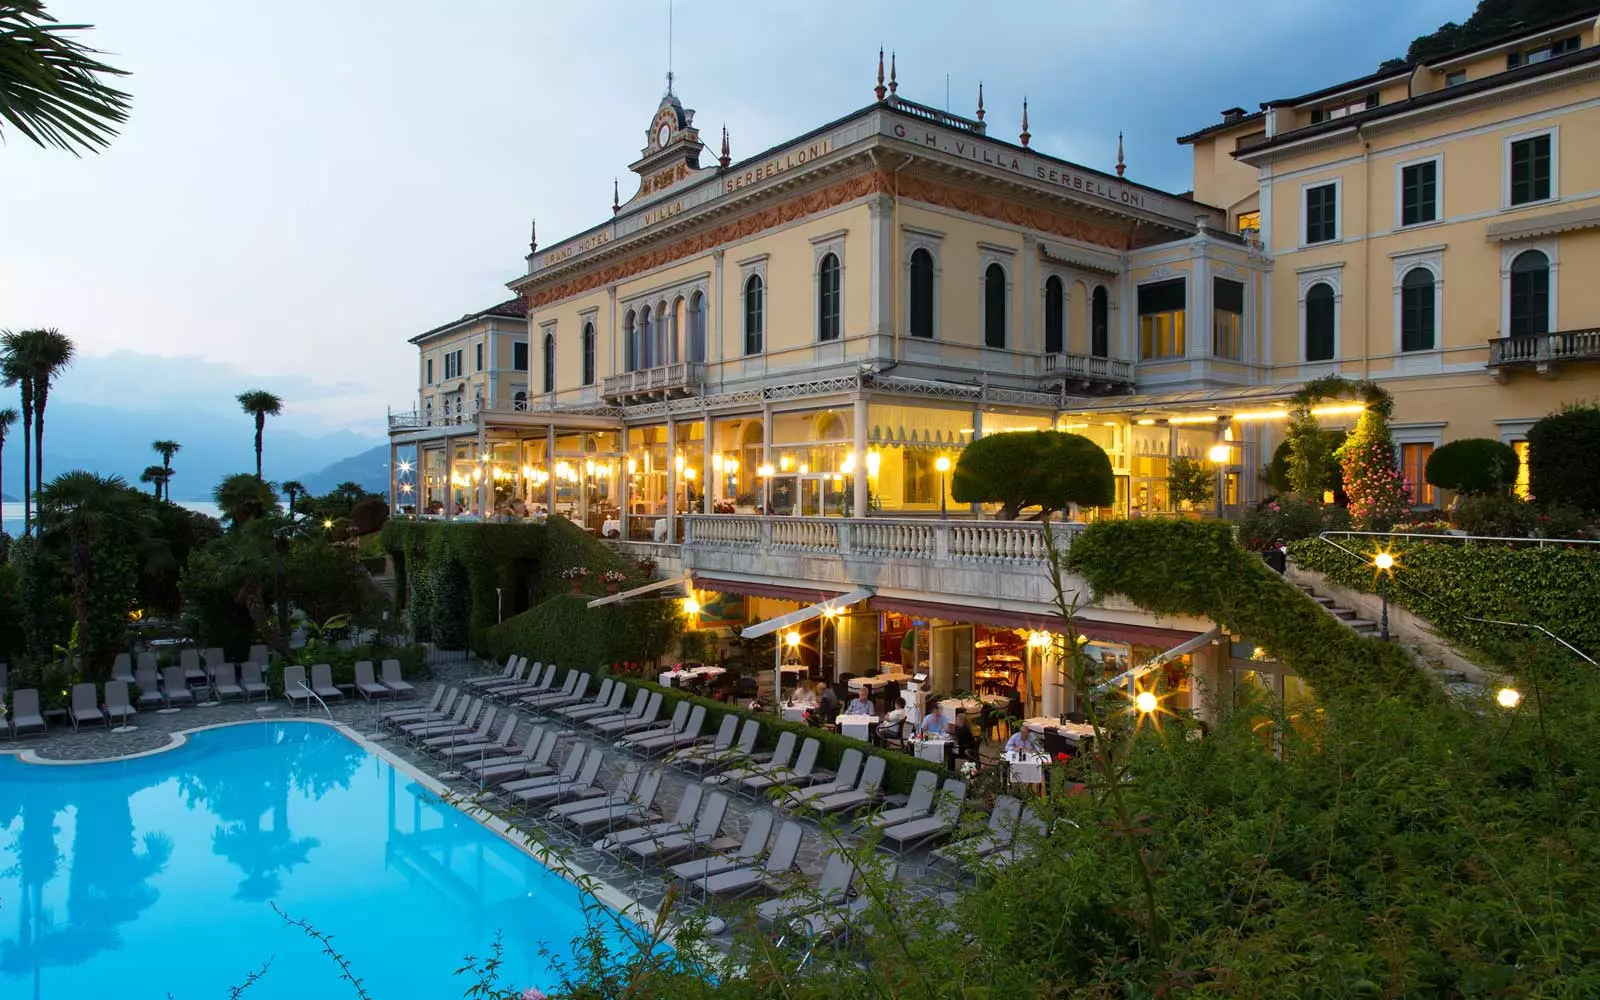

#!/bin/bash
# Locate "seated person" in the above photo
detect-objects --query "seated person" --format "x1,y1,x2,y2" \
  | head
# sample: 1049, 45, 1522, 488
918, 704, 949, 736
946, 709, 980, 768
845, 685, 875, 716
1004, 723, 1042, 755
881, 680, 902, 714
818, 684, 841, 720
789, 682, 819, 709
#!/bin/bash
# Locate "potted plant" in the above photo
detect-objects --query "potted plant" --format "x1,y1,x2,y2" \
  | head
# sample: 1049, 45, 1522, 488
560, 565, 589, 593
734, 492, 759, 515
1167, 456, 1214, 517
601, 568, 626, 594
713, 498, 736, 514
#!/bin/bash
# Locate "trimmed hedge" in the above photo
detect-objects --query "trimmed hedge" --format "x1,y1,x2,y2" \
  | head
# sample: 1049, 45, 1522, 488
1528, 403, 1600, 515
1068, 519, 1436, 705
1288, 535, 1600, 658
483, 592, 682, 671
1424, 438, 1519, 496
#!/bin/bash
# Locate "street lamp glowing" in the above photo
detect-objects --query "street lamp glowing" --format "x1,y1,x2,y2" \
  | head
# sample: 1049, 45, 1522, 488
1134, 690, 1158, 714
397, 459, 413, 473
784, 630, 801, 648
322, 518, 334, 529
934, 455, 952, 473
1207, 444, 1231, 464
1374, 551, 1396, 572
681, 597, 700, 616
1496, 687, 1522, 709
757, 463, 775, 478
1027, 631, 1051, 649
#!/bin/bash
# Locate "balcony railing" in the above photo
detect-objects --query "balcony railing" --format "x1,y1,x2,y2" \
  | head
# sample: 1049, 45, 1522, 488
601, 362, 704, 402
1042, 352, 1135, 385
683, 515, 1082, 565
1488, 329, 1600, 379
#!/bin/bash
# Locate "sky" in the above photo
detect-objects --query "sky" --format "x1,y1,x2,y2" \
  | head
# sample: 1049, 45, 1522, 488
1, 0, 1468, 437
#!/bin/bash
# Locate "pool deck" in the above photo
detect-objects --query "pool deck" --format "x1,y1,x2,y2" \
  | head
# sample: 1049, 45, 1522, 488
2, 659, 964, 930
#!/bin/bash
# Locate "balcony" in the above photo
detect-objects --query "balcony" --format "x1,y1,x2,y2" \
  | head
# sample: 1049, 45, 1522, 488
1041, 352, 1135, 390
601, 362, 704, 403
1488, 329, 1600, 381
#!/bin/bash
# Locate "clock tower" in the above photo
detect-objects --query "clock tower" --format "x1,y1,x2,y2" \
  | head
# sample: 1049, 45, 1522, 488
624, 84, 704, 206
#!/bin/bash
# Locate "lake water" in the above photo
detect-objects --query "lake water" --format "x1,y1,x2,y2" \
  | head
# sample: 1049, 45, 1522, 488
2, 500, 223, 537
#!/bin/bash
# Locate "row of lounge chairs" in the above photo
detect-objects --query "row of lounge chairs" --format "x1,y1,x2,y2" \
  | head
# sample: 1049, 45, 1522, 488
279, 660, 414, 708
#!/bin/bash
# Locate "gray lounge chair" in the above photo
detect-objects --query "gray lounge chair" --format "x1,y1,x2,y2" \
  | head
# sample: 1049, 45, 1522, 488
162, 666, 195, 708
552, 766, 663, 828
784, 748, 863, 807
862, 768, 939, 827
715, 730, 796, 786
240, 662, 271, 701
282, 665, 313, 708
440, 713, 520, 762
353, 660, 389, 700
478, 659, 535, 695
980, 811, 1050, 868
507, 750, 608, 809
810, 755, 888, 816
384, 685, 447, 724
668, 713, 739, 767
134, 665, 164, 708
380, 659, 415, 697
583, 687, 647, 730
597, 783, 705, 853
8, 688, 46, 738
401, 696, 479, 739
111, 653, 135, 684
499, 742, 589, 792
180, 648, 206, 686
211, 663, 245, 701
420, 704, 497, 750
628, 704, 705, 756
621, 700, 689, 746
693, 821, 804, 898
558, 678, 623, 720
632, 790, 739, 866
103, 680, 136, 727
248, 644, 271, 667
742, 737, 822, 796
136, 651, 158, 678
471, 729, 560, 782
465, 658, 520, 689
496, 662, 557, 700
756, 849, 858, 926
204, 647, 226, 677
309, 663, 344, 701
69, 682, 105, 731
664, 806, 770, 879
933, 795, 1025, 864
516, 667, 581, 708
879, 780, 967, 855
524, 671, 589, 711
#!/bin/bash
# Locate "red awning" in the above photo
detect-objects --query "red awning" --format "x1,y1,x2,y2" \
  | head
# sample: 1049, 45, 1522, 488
863, 595, 1202, 647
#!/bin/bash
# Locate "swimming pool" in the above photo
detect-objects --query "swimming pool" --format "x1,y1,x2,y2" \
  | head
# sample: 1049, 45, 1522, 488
0, 721, 642, 998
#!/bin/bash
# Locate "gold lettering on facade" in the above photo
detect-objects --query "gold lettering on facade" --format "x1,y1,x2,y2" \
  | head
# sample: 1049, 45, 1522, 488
889, 124, 1147, 210
643, 201, 684, 227
541, 230, 611, 268
723, 139, 833, 193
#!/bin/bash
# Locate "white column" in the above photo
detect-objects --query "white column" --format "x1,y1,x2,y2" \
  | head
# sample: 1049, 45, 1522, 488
444, 439, 455, 522
388, 441, 399, 514
867, 194, 893, 342
545, 425, 557, 513
1191, 243, 1212, 360
701, 414, 713, 514
488, 327, 498, 405
666, 418, 678, 542
477, 423, 491, 515
1021, 235, 1037, 353
1039, 649, 1061, 718
712, 250, 726, 367
852, 397, 868, 517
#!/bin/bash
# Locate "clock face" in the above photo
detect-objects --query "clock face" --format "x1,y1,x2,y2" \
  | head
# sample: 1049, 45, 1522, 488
657, 123, 671, 148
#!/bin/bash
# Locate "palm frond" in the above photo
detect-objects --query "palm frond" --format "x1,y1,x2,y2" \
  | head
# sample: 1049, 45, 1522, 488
0, 0, 131, 155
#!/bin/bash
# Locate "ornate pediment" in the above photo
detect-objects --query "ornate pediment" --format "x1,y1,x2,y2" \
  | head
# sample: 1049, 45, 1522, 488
625, 88, 703, 205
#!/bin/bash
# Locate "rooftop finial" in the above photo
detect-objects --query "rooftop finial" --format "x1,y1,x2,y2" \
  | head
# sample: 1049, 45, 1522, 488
719, 125, 730, 168
976, 81, 985, 122
1116, 130, 1126, 178
888, 51, 897, 96
529, 217, 537, 254
612, 178, 620, 215
874, 48, 886, 101
1019, 97, 1031, 148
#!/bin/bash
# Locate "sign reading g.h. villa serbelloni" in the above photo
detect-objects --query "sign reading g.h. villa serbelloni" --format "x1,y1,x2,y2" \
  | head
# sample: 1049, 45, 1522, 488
888, 120, 1149, 210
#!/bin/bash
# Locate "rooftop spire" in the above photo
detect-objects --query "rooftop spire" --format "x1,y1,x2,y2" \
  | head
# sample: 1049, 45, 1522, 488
1019, 97, 1030, 148
888, 51, 898, 96
976, 81, 985, 122
612, 178, 620, 215
719, 125, 730, 168
1116, 131, 1125, 178
529, 217, 537, 254
874, 47, 886, 102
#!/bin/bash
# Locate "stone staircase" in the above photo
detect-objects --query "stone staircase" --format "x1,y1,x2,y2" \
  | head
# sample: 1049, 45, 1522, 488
1293, 579, 1474, 689
1295, 582, 1381, 638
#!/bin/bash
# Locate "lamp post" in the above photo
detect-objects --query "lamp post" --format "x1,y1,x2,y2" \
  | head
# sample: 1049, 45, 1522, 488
1207, 443, 1230, 518
1373, 550, 1395, 641
757, 463, 775, 514
934, 455, 951, 518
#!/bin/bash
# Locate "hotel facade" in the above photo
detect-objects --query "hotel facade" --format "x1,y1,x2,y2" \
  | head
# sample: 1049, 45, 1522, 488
388, 19, 1600, 717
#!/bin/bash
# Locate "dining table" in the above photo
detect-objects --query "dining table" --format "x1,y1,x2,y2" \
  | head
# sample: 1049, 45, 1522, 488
659, 665, 726, 687
912, 735, 951, 763
836, 714, 877, 742
1022, 717, 1097, 740
848, 672, 913, 691
1005, 750, 1051, 785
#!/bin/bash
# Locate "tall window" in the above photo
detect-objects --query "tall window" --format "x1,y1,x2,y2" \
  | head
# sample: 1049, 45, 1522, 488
672, 297, 686, 364
623, 310, 637, 372
1400, 442, 1436, 506
444, 349, 463, 379
1512, 440, 1531, 499
743, 274, 764, 355
581, 322, 596, 386
1400, 268, 1436, 352
1044, 276, 1064, 354
1212, 277, 1244, 360
475, 342, 484, 371
1510, 134, 1552, 205
686, 291, 706, 362
541, 334, 555, 393
1305, 183, 1337, 244
1305, 282, 1336, 362
512, 341, 528, 371
1138, 279, 1186, 360
426, 358, 434, 384
1401, 160, 1438, 226
1509, 250, 1550, 336
818, 253, 841, 341
1091, 286, 1109, 358
909, 248, 935, 338
903, 451, 939, 504
513, 391, 527, 411
979, 260, 1004, 347
640, 306, 654, 368
657, 300, 672, 365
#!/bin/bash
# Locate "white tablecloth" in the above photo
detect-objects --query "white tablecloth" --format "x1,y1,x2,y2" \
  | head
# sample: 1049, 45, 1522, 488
836, 714, 877, 741
781, 704, 811, 723
848, 672, 913, 691
1006, 751, 1050, 784
778, 664, 808, 675
1023, 717, 1096, 740
601, 519, 621, 538
652, 518, 669, 543
659, 666, 725, 687
941, 698, 981, 717
913, 737, 950, 763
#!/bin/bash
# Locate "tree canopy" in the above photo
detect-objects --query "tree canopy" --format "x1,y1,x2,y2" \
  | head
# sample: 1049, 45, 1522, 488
951, 430, 1114, 519
1381, 0, 1593, 68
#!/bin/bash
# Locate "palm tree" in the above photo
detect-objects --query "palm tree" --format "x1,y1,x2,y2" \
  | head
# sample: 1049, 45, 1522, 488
151, 440, 180, 500
0, 406, 16, 512
36, 470, 135, 678
0, 335, 34, 534
0, 2, 131, 155
2, 328, 75, 534
280, 480, 305, 522
213, 473, 279, 528
236, 390, 283, 480
138, 464, 168, 501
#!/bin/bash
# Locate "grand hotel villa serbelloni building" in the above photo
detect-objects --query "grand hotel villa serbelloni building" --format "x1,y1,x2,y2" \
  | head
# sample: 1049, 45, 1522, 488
387, 17, 1600, 716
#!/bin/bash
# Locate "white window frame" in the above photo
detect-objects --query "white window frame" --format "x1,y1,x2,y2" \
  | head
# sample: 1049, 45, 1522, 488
1499, 239, 1560, 338
1296, 264, 1344, 365
1391, 424, 1445, 508
903, 228, 944, 341
1502, 126, 1559, 210
810, 230, 847, 344
1394, 154, 1443, 229
1390, 248, 1444, 359
978, 243, 1016, 351
737, 254, 770, 356
1300, 177, 1342, 248
539, 321, 557, 396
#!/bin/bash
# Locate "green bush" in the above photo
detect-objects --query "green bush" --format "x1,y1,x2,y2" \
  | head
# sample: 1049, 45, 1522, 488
430, 556, 470, 650
1166, 456, 1212, 510
1424, 437, 1519, 495
951, 431, 1114, 518
1269, 430, 1346, 496
1288, 534, 1600, 657
1527, 402, 1600, 514
1234, 496, 1349, 549
483, 592, 682, 670
1450, 493, 1537, 537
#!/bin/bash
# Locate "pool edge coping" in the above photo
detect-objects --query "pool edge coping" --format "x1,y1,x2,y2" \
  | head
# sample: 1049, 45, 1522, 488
2, 717, 672, 944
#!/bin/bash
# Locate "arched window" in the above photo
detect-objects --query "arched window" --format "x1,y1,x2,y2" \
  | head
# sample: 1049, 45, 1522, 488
541, 334, 555, 393
686, 291, 706, 362
657, 299, 671, 365
623, 309, 636, 372
581, 322, 595, 386
1510, 250, 1550, 337
640, 306, 654, 369
1400, 267, 1436, 352
1044, 275, 1064, 354
984, 263, 1007, 348
909, 248, 934, 338
512, 391, 527, 411
1091, 286, 1109, 358
672, 297, 686, 364
818, 252, 842, 341
1305, 283, 1336, 362
744, 275, 764, 355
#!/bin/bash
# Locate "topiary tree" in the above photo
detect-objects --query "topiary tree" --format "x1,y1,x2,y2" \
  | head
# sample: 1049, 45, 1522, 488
1337, 408, 1411, 530
1424, 438, 1519, 497
951, 431, 1114, 519
1167, 456, 1214, 511
1527, 402, 1600, 514
429, 556, 470, 651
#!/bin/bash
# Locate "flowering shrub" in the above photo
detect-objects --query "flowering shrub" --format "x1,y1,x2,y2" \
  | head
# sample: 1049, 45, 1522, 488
712, 498, 735, 513
600, 569, 626, 584
559, 565, 589, 581
1337, 410, 1411, 530
1236, 496, 1349, 549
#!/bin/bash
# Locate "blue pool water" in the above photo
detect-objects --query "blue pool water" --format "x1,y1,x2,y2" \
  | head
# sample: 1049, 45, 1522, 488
0, 722, 638, 998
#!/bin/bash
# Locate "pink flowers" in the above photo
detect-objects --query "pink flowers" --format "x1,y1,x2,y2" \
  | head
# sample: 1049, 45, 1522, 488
521, 989, 547, 1000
